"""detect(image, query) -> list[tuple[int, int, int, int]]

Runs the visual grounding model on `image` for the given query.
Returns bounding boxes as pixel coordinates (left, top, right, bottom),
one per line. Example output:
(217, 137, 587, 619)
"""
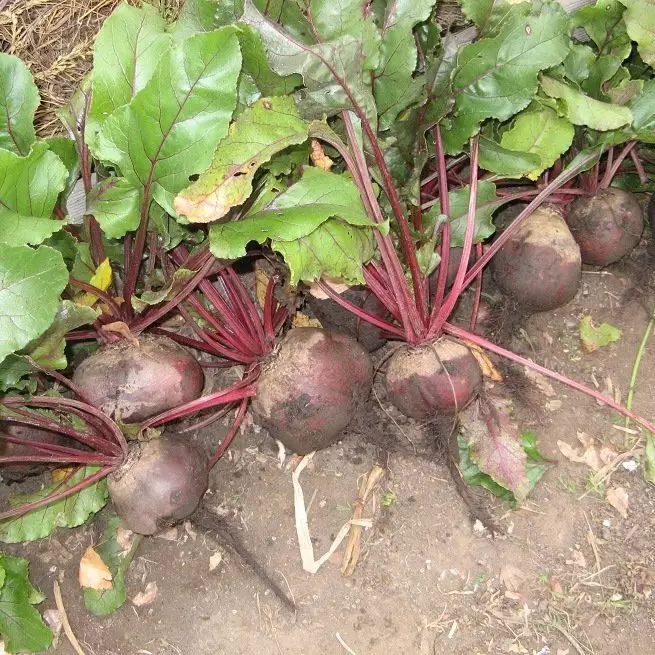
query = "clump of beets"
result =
(566, 187, 643, 266)
(385, 338, 482, 419)
(108, 435, 208, 535)
(72, 334, 204, 423)
(251, 327, 374, 454)
(491, 206, 581, 311)
(305, 286, 390, 352)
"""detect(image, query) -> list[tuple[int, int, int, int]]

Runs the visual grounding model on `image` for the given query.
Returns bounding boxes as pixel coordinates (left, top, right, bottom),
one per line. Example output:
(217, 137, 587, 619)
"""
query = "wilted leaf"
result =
(0, 467, 108, 543)
(132, 269, 195, 311)
(606, 486, 629, 517)
(175, 96, 309, 223)
(132, 581, 158, 607)
(84, 517, 141, 616)
(0, 246, 68, 365)
(87, 178, 141, 239)
(579, 315, 622, 353)
(541, 76, 633, 130)
(310, 139, 333, 171)
(0, 54, 38, 155)
(557, 435, 602, 472)
(0, 554, 52, 652)
(79, 546, 113, 590)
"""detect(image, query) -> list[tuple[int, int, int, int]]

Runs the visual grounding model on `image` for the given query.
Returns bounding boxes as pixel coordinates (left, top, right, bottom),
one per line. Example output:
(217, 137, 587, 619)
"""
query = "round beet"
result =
(251, 328, 374, 454)
(385, 338, 482, 419)
(72, 335, 204, 423)
(566, 188, 643, 266)
(108, 435, 208, 535)
(491, 206, 581, 311)
(305, 286, 391, 352)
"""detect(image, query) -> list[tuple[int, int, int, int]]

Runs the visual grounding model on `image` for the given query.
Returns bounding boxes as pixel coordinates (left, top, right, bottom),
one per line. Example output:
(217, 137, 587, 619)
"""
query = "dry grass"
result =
(0, 0, 184, 136)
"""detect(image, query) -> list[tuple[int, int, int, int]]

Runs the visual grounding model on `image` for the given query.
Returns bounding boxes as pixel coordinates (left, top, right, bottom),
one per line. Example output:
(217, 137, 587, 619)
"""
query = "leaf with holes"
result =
(92, 28, 242, 216)
(443, 2, 570, 153)
(0, 554, 52, 653)
(175, 96, 309, 223)
(0, 54, 38, 156)
(0, 245, 69, 365)
(0, 467, 108, 543)
(86, 3, 171, 149)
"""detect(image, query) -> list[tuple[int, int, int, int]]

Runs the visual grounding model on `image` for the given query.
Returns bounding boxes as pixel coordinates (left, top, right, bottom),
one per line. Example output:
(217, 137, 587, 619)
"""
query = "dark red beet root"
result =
(251, 328, 374, 454)
(108, 435, 208, 535)
(72, 335, 204, 423)
(385, 338, 482, 419)
(305, 286, 391, 352)
(0, 424, 69, 482)
(566, 188, 643, 266)
(491, 206, 581, 312)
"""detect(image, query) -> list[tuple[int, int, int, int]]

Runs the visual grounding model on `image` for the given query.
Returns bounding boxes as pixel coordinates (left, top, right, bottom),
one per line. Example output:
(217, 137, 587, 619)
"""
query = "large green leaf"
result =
(460, 0, 516, 35)
(443, 2, 570, 153)
(0, 54, 38, 156)
(45, 137, 81, 208)
(176, 96, 309, 223)
(478, 134, 542, 177)
(445, 180, 498, 246)
(617, 0, 655, 66)
(0, 143, 68, 246)
(0, 467, 108, 543)
(373, 0, 436, 130)
(84, 516, 142, 616)
(0, 554, 52, 653)
(276, 219, 376, 285)
(572, 0, 627, 49)
(86, 3, 171, 148)
(93, 28, 242, 216)
(0, 246, 68, 365)
(87, 177, 141, 239)
(22, 301, 99, 370)
(173, 0, 218, 38)
(241, 0, 377, 122)
(541, 76, 633, 130)
(631, 79, 655, 141)
(499, 108, 575, 179)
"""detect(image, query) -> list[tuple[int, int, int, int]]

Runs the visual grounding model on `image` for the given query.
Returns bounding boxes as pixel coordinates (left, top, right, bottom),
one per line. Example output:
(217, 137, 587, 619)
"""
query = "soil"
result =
(6, 244, 655, 655)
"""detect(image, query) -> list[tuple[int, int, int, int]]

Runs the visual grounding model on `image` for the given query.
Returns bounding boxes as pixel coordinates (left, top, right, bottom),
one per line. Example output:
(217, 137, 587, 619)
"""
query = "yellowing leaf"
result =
(310, 139, 333, 171)
(579, 315, 622, 353)
(79, 546, 113, 590)
(463, 340, 503, 382)
(78, 258, 112, 307)
(51, 467, 75, 483)
(292, 312, 322, 328)
(254, 267, 270, 309)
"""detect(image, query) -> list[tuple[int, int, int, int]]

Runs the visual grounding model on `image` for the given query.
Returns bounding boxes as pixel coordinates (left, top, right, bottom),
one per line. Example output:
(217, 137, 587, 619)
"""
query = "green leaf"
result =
(458, 434, 516, 502)
(276, 218, 376, 284)
(631, 78, 655, 140)
(175, 96, 309, 223)
(460, 0, 515, 35)
(0, 143, 68, 246)
(478, 134, 543, 177)
(499, 108, 575, 180)
(645, 432, 655, 484)
(373, 0, 436, 130)
(0, 467, 108, 543)
(133, 268, 195, 310)
(572, 0, 627, 50)
(45, 137, 81, 207)
(86, 3, 171, 148)
(579, 315, 622, 352)
(563, 44, 596, 84)
(242, 0, 377, 122)
(173, 0, 218, 38)
(0, 355, 34, 393)
(22, 301, 99, 370)
(446, 180, 497, 246)
(541, 76, 633, 130)
(87, 177, 141, 239)
(209, 167, 372, 258)
(606, 69, 644, 106)
(93, 28, 242, 216)
(84, 516, 142, 616)
(520, 431, 548, 463)
(0, 54, 38, 156)
(444, 2, 570, 153)
(0, 554, 52, 652)
(0, 246, 68, 365)
(618, 0, 655, 67)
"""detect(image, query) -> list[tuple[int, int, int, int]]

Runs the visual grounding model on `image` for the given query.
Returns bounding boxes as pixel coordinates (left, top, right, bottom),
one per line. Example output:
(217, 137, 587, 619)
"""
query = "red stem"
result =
(208, 397, 250, 469)
(599, 141, 636, 189)
(630, 147, 648, 185)
(69, 278, 124, 320)
(469, 242, 484, 332)
(443, 322, 655, 435)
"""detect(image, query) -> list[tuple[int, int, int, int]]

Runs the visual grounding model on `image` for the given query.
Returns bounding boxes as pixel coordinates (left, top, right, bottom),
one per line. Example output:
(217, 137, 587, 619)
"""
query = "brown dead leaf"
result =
(291, 312, 322, 328)
(101, 322, 139, 346)
(116, 527, 135, 553)
(606, 486, 629, 518)
(254, 268, 269, 309)
(310, 139, 333, 171)
(132, 581, 158, 607)
(466, 342, 503, 381)
(557, 436, 602, 472)
(523, 367, 556, 397)
(79, 546, 112, 590)
(306, 278, 350, 300)
(500, 564, 527, 592)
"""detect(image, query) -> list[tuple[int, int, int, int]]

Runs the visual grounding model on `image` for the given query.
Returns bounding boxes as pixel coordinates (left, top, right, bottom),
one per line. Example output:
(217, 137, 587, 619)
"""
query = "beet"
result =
(305, 286, 390, 352)
(108, 435, 208, 535)
(385, 338, 482, 419)
(566, 187, 643, 266)
(251, 328, 374, 454)
(491, 206, 581, 311)
(72, 335, 204, 423)
(649, 193, 655, 234)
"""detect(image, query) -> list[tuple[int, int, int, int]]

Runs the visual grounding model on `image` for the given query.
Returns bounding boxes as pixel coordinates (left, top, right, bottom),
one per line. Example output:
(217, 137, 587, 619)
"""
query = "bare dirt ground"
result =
(8, 244, 655, 655)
